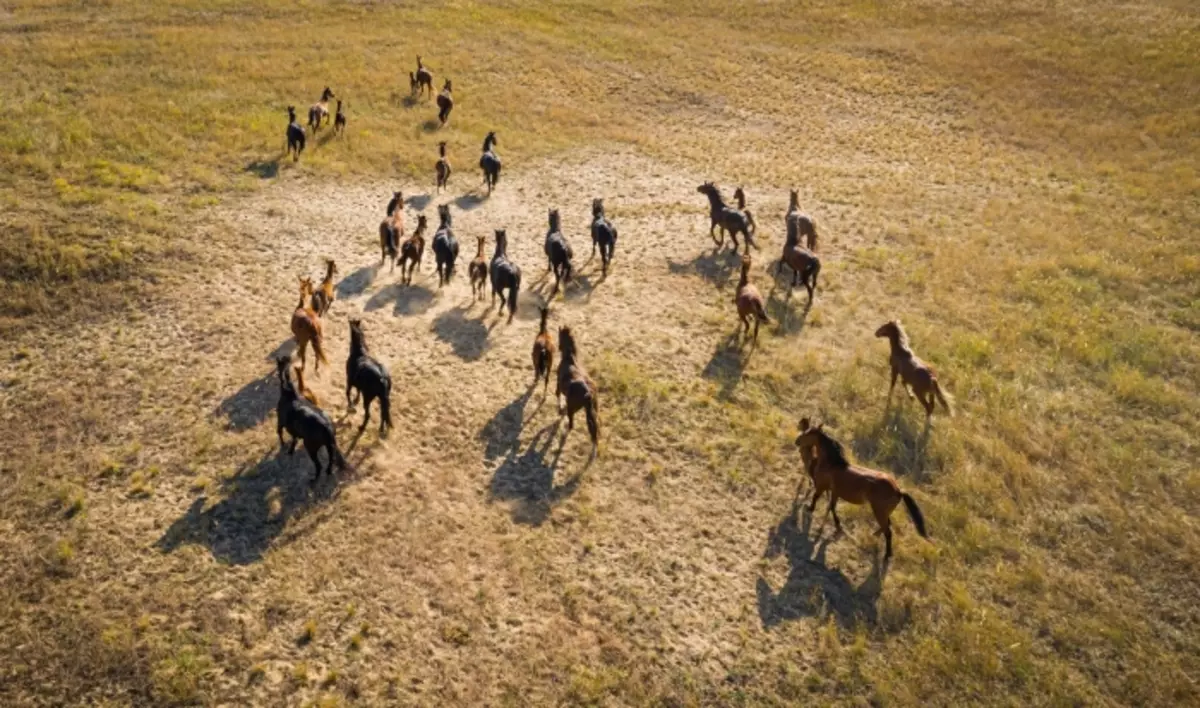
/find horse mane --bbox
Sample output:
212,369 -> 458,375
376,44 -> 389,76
814,428 -> 851,469
559,327 -> 577,360
891,321 -> 911,349
548,210 -> 560,233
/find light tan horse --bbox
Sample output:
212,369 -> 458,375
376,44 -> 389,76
735,255 -> 769,343
875,320 -> 953,418
290,277 -> 327,373
794,419 -> 929,559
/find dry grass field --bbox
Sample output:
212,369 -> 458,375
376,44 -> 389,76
2,0 -> 1198,705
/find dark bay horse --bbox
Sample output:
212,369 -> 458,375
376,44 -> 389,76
346,319 -> 393,434
432,204 -> 459,287
543,209 -> 574,292
276,355 -> 345,484
436,79 -> 454,125
286,106 -> 305,161
777,223 -> 821,301
480,131 -> 501,194
590,198 -> 618,277
557,326 -> 599,453
697,182 -> 757,254
786,189 -> 818,252
436,141 -> 451,193
490,229 -> 521,322
398,214 -> 427,286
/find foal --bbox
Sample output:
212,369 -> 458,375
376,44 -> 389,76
875,320 -> 953,418
532,305 -> 555,392
286,106 -> 306,161
435,141 -> 451,193
275,355 -> 344,484
468,234 -> 488,301
291,277 -> 328,373
794,420 -> 929,559
489,229 -> 521,322
556,326 -> 599,452
480,131 -> 501,194
697,182 -> 757,253
590,198 -> 618,277
735,255 -> 769,343
415,56 -> 433,99
398,214 -> 427,286
431,204 -> 459,287
311,259 -> 338,317
543,209 -> 574,292
786,189 -> 818,252
346,319 -> 393,434
308,87 -> 335,132
436,80 -> 454,126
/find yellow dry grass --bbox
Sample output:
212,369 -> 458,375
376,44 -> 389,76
1,0 -> 1198,705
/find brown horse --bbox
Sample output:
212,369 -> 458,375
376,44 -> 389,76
311,259 -> 337,317
786,190 -> 818,252
698,182 -> 757,253
735,255 -> 769,343
875,320 -> 953,418
415,56 -> 433,99
380,193 -> 405,272
776,222 -> 820,301
557,326 -> 599,452
398,214 -> 427,286
794,419 -> 929,559
294,365 -> 320,406
290,277 -> 328,373
308,87 -> 335,132
435,141 -> 451,193
532,305 -> 555,392
436,79 -> 454,125
468,234 -> 488,300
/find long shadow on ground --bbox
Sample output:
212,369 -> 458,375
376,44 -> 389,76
756,508 -> 887,629
432,307 -> 490,361
667,246 -> 740,286
336,264 -> 379,299
850,404 -> 933,480
155,448 -> 341,565
701,332 -> 748,401
364,283 -> 435,316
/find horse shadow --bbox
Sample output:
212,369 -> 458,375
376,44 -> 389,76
766,279 -> 814,336
701,332 -> 748,401
562,274 -> 596,303
400,94 -> 419,108
453,192 -> 488,211
364,283 -> 435,317
756,509 -> 887,630
155,448 -> 341,565
850,405 -> 933,480
487,419 -> 579,526
336,265 -> 379,299
265,339 -> 296,362
432,307 -> 490,361
215,370 -> 278,431
245,158 -> 281,179
315,130 -> 338,148
405,193 -> 433,212
420,119 -> 441,133
667,246 -> 739,286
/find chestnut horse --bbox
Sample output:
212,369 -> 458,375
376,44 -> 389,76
311,259 -> 337,317
735,255 -> 769,343
875,320 -> 953,418
532,305 -> 555,392
290,277 -> 327,373
794,419 -> 929,559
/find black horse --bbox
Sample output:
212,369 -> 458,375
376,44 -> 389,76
490,229 -> 522,322
286,106 -> 305,162
544,209 -> 574,292
480,131 -> 501,194
346,319 -> 393,434
436,80 -> 454,126
432,204 -> 459,287
275,355 -> 345,484
697,182 -> 757,254
590,198 -> 617,277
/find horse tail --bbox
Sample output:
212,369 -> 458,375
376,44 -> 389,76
508,271 -> 521,314
900,493 -> 928,538
331,438 -> 348,471
585,397 -> 599,448
754,300 -> 770,323
744,209 -> 757,234
933,380 -> 954,416
381,379 -> 393,430
311,328 -> 328,364
810,258 -> 822,289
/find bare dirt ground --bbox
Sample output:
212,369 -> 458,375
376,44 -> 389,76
4,149 -> 902,704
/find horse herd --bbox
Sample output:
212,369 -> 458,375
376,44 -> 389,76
269,60 -> 954,559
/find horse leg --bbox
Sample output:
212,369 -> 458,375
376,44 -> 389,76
887,368 -> 898,399
289,435 -> 299,455
828,495 -> 842,533
297,339 -> 309,372
808,484 -> 824,513
304,440 -> 323,485
360,394 -> 373,432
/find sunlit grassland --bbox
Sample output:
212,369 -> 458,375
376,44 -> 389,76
1,0 -> 1198,705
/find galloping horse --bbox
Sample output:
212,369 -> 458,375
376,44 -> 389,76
290,277 -> 327,373
557,326 -> 599,453
275,355 -> 344,484
346,319 -> 393,434
398,214 -> 427,286
432,204 -> 459,287
480,132 -> 501,194
875,320 -> 953,418
489,229 -> 521,322
734,255 -> 769,343
590,198 -> 618,277
543,209 -> 574,292
697,182 -> 757,253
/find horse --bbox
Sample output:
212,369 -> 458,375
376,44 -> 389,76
275,355 -> 345,484
480,131 -> 501,194
543,209 -> 574,292
436,79 -> 454,126
697,182 -> 757,253
311,259 -> 337,317
286,106 -> 305,162
556,326 -> 599,452
532,305 -> 555,392
409,71 -> 420,97
308,87 -> 335,132
435,141 -> 451,193
346,319 -> 393,434
875,320 -> 953,418
294,366 -> 319,406
379,193 -> 405,272
777,222 -> 821,301
489,229 -> 521,322
290,277 -> 328,373
431,204 -> 459,287
415,56 -> 433,99
590,198 -> 618,277
398,214 -> 427,286
786,189 -> 818,251
794,419 -> 929,559
735,255 -> 769,343
468,234 -> 488,301
333,100 -> 346,135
